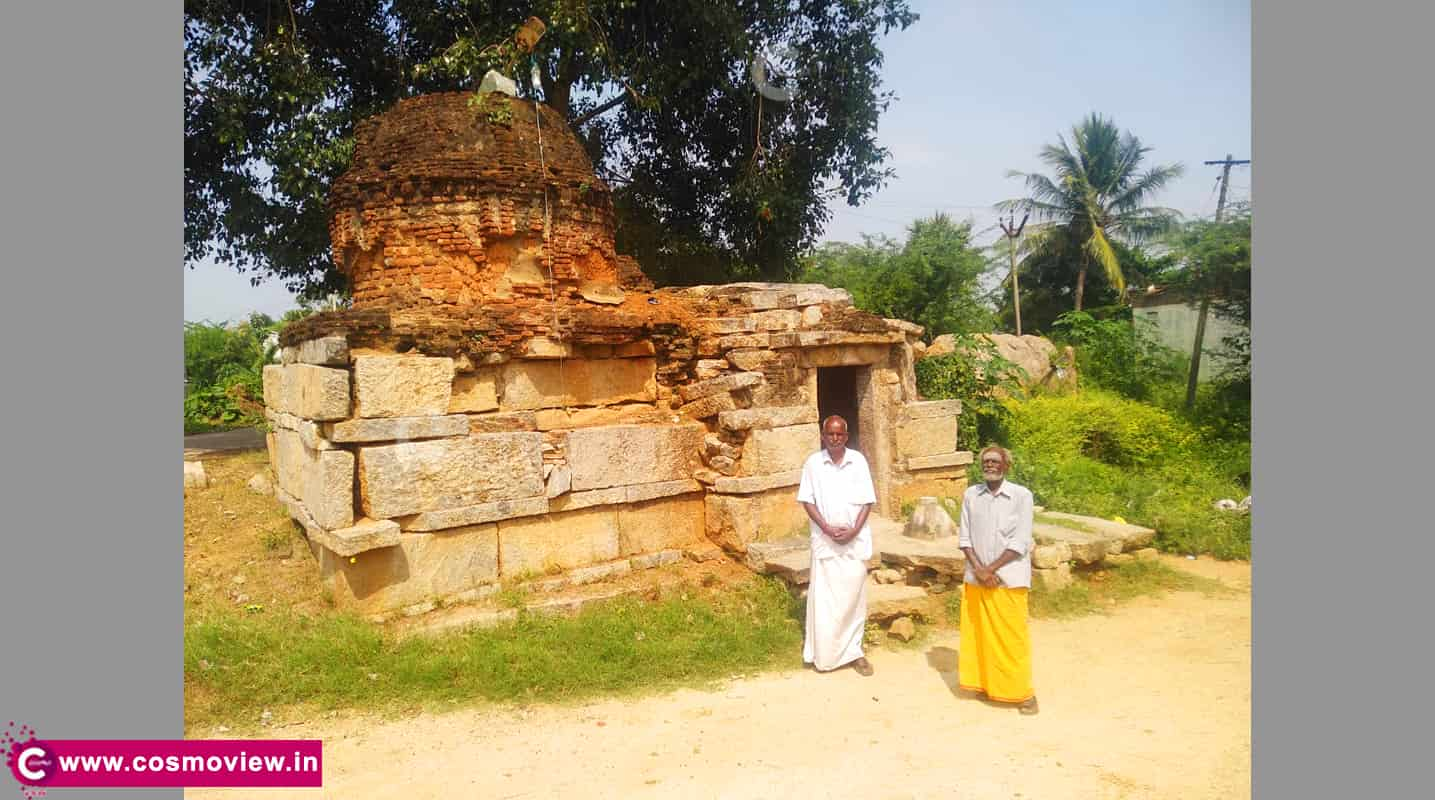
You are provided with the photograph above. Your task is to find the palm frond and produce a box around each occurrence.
[1112,207,1182,243]
[1085,226,1125,294]
[1039,136,1084,182]
[1107,164,1184,215]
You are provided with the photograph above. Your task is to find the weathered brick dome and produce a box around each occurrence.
[328,91,646,311]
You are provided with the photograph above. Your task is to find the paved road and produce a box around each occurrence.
[183,427,266,457]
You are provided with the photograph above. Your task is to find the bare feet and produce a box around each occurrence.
[1018,696,1040,715]
[851,657,874,677]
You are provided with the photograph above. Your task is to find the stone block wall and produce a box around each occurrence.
[268,284,972,616]
[888,399,973,509]
[265,333,715,616]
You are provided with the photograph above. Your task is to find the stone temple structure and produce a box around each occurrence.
[265,91,974,617]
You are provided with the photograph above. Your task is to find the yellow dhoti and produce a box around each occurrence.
[958,583,1034,703]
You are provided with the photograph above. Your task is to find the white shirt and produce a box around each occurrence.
[796,448,877,561]
[958,479,1035,589]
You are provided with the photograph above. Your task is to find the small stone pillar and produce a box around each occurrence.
[904,496,957,540]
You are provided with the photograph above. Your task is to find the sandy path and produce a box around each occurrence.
[190,556,1249,799]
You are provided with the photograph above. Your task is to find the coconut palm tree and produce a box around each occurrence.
[998,114,1184,311]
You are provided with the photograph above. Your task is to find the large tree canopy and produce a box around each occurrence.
[798,213,994,341]
[185,0,917,297]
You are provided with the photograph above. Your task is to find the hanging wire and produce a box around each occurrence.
[530,57,569,413]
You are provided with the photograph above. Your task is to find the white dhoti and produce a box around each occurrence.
[803,553,869,671]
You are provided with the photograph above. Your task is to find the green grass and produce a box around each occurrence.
[1033,512,1098,533]
[1028,560,1228,619]
[185,577,804,729]
[899,496,962,522]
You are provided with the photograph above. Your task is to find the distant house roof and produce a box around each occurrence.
[1128,284,1199,308]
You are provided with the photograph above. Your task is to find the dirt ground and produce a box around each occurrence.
[188,555,1249,800]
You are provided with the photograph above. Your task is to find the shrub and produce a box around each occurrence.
[1001,390,1198,468]
[914,337,1026,451]
[184,311,306,433]
[1050,310,1187,403]
[999,391,1250,560]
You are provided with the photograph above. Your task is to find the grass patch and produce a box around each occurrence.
[899,496,962,522]
[1028,560,1228,620]
[1033,513,1098,533]
[185,576,803,729]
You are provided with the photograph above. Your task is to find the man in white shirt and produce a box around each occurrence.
[957,445,1039,714]
[796,415,877,676]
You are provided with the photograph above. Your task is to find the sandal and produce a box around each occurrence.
[852,657,874,677]
[1018,697,1040,715]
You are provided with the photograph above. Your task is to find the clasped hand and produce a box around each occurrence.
[973,565,1003,587]
[824,523,858,544]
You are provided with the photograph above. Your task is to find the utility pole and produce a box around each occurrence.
[1185,154,1250,409]
[999,211,1029,335]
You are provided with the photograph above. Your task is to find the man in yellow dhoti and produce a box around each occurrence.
[958,445,1039,714]
[797,415,877,676]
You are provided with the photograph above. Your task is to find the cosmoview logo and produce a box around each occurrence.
[14,745,53,782]
[4,723,51,798]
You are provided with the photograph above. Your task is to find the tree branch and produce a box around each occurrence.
[571,92,629,126]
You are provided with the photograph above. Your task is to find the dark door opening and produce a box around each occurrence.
[817,366,861,453]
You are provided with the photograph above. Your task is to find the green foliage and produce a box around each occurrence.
[999,113,1184,313]
[1049,310,1187,403]
[1164,206,1253,435]
[799,214,995,338]
[943,589,962,621]
[185,1,919,294]
[1000,391,1250,559]
[899,496,961,522]
[914,338,1026,451]
[185,577,803,726]
[993,237,1176,335]
[471,92,515,126]
[1003,391,1197,468]
[184,310,313,433]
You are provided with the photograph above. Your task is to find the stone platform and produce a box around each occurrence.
[752,512,1159,597]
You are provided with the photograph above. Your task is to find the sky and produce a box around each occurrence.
[183,0,1251,325]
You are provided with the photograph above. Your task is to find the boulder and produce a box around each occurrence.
[183,460,208,490]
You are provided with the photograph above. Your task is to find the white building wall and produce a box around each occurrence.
[1136,302,1244,382]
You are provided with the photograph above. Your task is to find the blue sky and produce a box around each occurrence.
[184,0,1251,324]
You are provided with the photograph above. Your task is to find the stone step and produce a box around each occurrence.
[393,571,691,639]
[745,537,809,573]
[748,534,896,586]
[865,581,934,623]
[873,522,966,577]
[1037,512,1156,553]
[1033,523,1109,564]
[758,550,812,585]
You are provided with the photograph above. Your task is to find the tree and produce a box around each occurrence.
[185,0,917,297]
[799,213,994,340]
[183,312,280,432]
[989,236,1175,335]
[998,113,1184,312]
[1165,205,1252,388]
